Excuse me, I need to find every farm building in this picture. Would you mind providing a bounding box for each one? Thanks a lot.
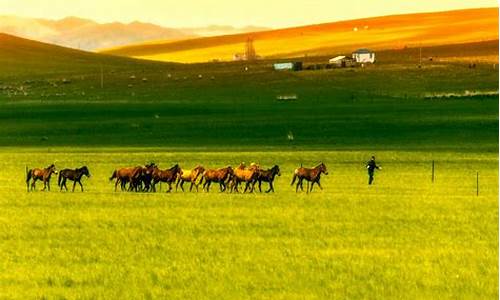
[329,55,355,67]
[352,48,375,63]
[273,62,303,71]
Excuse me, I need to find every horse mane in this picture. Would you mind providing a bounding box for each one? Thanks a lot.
[168,164,179,171]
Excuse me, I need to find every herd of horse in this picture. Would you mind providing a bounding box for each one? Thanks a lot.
[25,162,328,193]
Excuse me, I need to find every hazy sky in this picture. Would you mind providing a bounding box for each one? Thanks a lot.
[0,0,497,28]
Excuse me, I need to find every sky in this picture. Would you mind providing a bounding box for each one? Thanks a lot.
[0,0,497,28]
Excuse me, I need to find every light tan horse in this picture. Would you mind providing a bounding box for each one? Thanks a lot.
[230,163,260,193]
[176,165,205,192]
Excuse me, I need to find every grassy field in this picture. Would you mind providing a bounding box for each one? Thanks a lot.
[0,35,498,298]
[0,36,498,151]
[0,149,497,299]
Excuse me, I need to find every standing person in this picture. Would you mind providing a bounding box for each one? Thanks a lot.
[366,156,381,185]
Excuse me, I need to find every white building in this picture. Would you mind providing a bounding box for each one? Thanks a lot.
[329,56,346,64]
[352,48,375,63]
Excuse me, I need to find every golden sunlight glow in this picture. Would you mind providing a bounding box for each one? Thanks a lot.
[0,0,497,28]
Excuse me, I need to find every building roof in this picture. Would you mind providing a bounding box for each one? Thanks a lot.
[353,48,373,54]
[329,55,346,63]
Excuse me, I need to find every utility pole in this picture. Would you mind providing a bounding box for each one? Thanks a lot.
[245,38,256,61]
[476,172,479,196]
[419,45,422,67]
[100,65,104,89]
[431,160,435,183]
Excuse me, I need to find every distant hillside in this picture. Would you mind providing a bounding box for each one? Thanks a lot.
[0,15,269,51]
[101,8,499,63]
[0,33,168,77]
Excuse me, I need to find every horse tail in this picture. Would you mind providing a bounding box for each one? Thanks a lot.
[26,166,31,192]
[109,170,117,181]
[58,172,63,187]
[291,173,297,186]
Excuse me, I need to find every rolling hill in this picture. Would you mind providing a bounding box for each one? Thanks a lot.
[0,33,173,77]
[101,8,499,63]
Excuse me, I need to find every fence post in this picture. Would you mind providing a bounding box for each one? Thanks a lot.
[476,172,479,196]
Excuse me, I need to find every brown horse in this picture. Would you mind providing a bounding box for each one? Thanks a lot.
[176,165,205,192]
[109,166,141,192]
[256,165,281,193]
[26,164,58,192]
[230,163,260,193]
[129,163,156,192]
[202,166,234,192]
[58,166,91,192]
[291,163,328,193]
[151,164,182,193]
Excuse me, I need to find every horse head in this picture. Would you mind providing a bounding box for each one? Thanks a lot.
[81,166,91,177]
[194,166,205,177]
[48,164,58,175]
[172,164,182,175]
[273,165,281,176]
[319,162,328,175]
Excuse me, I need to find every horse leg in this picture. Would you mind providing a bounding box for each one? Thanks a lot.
[180,181,185,192]
[266,181,274,193]
[317,180,323,190]
[310,181,315,193]
[115,179,119,192]
[72,180,77,192]
[189,182,194,192]
[258,180,262,193]
[79,180,84,192]
[166,182,172,193]
[253,180,258,192]
[31,178,37,191]
[206,181,211,192]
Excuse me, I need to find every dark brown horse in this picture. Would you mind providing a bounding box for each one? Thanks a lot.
[26,164,57,192]
[151,164,182,193]
[58,166,91,192]
[109,166,140,192]
[230,163,260,193]
[291,163,328,193]
[202,166,234,192]
[176,165,205,192]
[129,163,156,192]
[256,165,281,193]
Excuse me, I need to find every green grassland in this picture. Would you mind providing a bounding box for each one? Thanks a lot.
[0,34,498,299]
[0,150,498,299]
[0,37,498,150]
